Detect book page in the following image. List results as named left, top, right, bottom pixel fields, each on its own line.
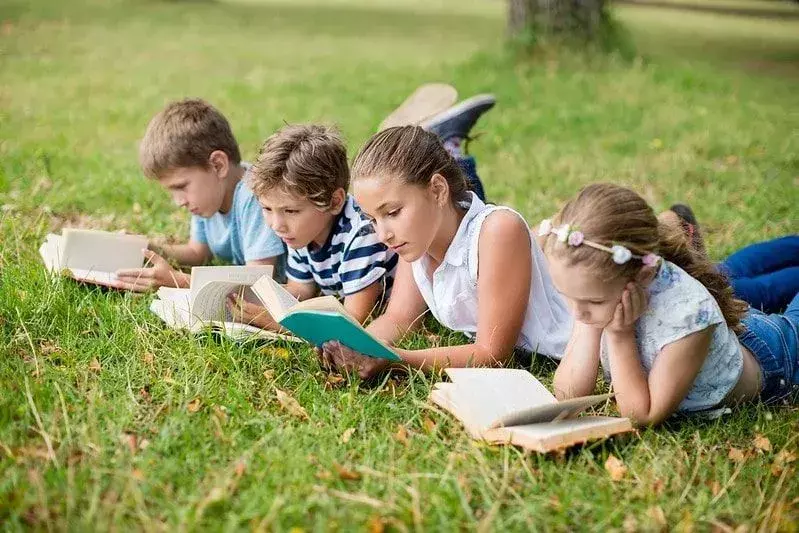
left=39, top=234, right=63, bottom=272
left=150, top=298, right=192, bottom=328
left=488, top=394, right=613, bottom=429
left=251, top=275, right=299, bottom=322
left=61, top=229, right=147, bottom=273
left=443, top=368, right=557, bottom=431
left=292, top=295, right=349, bottom=315
left=485, top=417, right=633, bottom=453
left=189, top=265, right=274, bottom=303
left=190, top=281, right=250, bottom=323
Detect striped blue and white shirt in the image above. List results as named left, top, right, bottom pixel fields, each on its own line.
left=286, top=195, right=398, bottom=298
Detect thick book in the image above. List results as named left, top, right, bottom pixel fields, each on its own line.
left=39, top=229, right=148, bottom=288
left=429, top=368, right=633, bottom=453
left=250, top=275, right=400, bottom=361
left=150, top=266, right=298, bottom=343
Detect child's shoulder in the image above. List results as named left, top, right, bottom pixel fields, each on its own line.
left=645, top=261, right=724, bottom=330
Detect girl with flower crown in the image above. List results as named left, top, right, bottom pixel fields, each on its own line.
left=541, top=183, right=798, bottom=425
left=319, top=126, right=574, bottom=379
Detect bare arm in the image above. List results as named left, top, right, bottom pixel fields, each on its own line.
left=342, top=281, right=386, bottom=325
left=156, top=240, right=212, bottom=267
left=604, top=283, right=714, bottom=425
left=366, top=259, right=428, bottom=344
left=553, top=322, right=602, bottom=400
left=395, top=212, right=531, bottom=370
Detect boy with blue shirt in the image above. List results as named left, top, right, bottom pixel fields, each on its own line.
left=114, top=99, right=285, bottom=291
left=227, top=124, right=398, bottom=328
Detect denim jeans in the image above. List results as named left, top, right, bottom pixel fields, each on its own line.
left=456, top=155, right=486, bottom=202
left=720, top=235, right=799, bottom=313
left=738, top=292, right=799, bottom=403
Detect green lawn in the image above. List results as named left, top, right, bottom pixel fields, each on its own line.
left=1, top=0, right=798, bottom=530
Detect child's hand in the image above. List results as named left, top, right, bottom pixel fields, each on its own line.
left=114, top=249, right=185, bottom=291
left=226, top=294, right=272, bottom=328
left=322, top=340, right=389, bottom=380
left=606, top=282, right=648, bottom=335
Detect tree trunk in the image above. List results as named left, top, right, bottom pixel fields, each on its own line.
left=507, top=0, right=607, bottom=40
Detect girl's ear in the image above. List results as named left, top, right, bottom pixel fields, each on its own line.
left=208, top=150, right=230, bottom=180
left=635, top=265, right=658, bottom=287
left=429, top=173, right=450, bottom=208
left=328, top=188, right=347, bottom=214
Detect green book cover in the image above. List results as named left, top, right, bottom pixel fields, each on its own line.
left=279, top=311, right=401, bottom=362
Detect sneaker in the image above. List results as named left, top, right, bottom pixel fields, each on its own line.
left=422, top=94, right=496, bottom=143
left=378, top=83, right=458, bottom=131
left=669, top=203, right=707, bottom=255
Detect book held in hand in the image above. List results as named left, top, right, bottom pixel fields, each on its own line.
left=429, top=368, right=633, bottom=453
left=250, top=275, right=400, bottom=361
left=39, top=229, right=148, bottom=288
left=150, top=265, right=298, bottom=343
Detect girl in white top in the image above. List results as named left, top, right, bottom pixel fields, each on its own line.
left=320, top=125, right=572, bottom=378
left=540, top=183, right=788, bottom=426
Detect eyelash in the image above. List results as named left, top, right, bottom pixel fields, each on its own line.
left=386, top=209, right=400, bottom=218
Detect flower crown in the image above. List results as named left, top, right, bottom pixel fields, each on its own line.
left=538, top=219, right=660, bottom=267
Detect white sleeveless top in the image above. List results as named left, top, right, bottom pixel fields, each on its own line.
left=410, top=193, right=573, bottom=358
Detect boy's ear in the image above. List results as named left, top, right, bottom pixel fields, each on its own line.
left=329, top=188, right=347, bottom=214
left=208, top=150, right=230, bottom=179
left=429, top=173, right=450, bottom=207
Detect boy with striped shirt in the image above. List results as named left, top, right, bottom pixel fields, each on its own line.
left=227, top=124, right=397, bottom=328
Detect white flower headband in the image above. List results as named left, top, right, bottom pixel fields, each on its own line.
left=538, top=219, right=660, bottom=267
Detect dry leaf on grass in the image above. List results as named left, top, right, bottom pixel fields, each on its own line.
left=325, top=374, right=346, bottom=388
left=728, top=447, right=746, bottom=463
left=340, top=428, right=355, bottom=444
left=333, top=462, right=361, bottom=481
left=187, top=398, right=202, bottom=413
left=753, top=434, right=772, bottom=453
left=771, top=449, right=797, bottom=476
left=262, top=369, right=275, bottom=381
left=422, top=417, right=437, bottom=434
left=88, top=358, right=102, bottom=372
left=142, top=352, right=154, bottom=365
left=366, top=516, right=386, bottom=533
left=275, top=389, right=308, bottom=420
left=647, top=506, right=667, bottom=528
left=394, top=425, right=409, bottom=446
left=604, top=454, right=627, bottom=481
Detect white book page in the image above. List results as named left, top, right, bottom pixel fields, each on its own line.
left=488, top=394, right=613, bottom=429
left=485, top=417, right=633, bottom=452
left=150, top=298, right=192, bottom=328
left=68, top=269, right=121, bottom=286
left=190, top=281, right=249, bottom=322
left=61, top=229, right=147, bottom=272
left=39, top=234, right=63, bottom=272
left=251, top=275, right=299, bottom=323
left=190, top=265, right=273, bottom=302
left=444, top=368, right=557, bottom=431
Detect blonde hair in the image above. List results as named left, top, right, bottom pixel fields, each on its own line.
left=543, top=183, right=748, bottom=332
left=351, top=126, right=470, bottom=203
left=139, top=99, right=241, bottom=179
left=249, top=124, right=349, bottom=209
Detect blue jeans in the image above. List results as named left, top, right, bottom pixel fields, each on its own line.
left=738, top=292, right=799, bottom=403
left=720, top=235, right=799, bottom=313
left=457, top=156, right=486, bottom=202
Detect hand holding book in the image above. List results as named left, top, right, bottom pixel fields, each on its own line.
left=115, top=249, right=189, bottom=292
left=321, top=340, right=392, bottom=379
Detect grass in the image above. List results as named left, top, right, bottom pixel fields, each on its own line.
left=1, top=0, right=798, bottom=530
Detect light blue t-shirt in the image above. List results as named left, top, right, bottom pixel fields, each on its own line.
left=190, top=163, right=284, bottom=265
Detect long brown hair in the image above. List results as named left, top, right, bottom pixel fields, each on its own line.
left=542, top=183, right=748, bottom=331
left=351, top=126, right=470, bottom=203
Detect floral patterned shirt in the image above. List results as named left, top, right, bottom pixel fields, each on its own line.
left=601, top=260, right=743, bottom=412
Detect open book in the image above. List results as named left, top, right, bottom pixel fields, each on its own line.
left=150, top=266, right=298, bottom=342
left=39, top=229, right=148, bottom=287
left=250, top=275, right=400, bottom=361
left=430, top=368, right=633, bottom=453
